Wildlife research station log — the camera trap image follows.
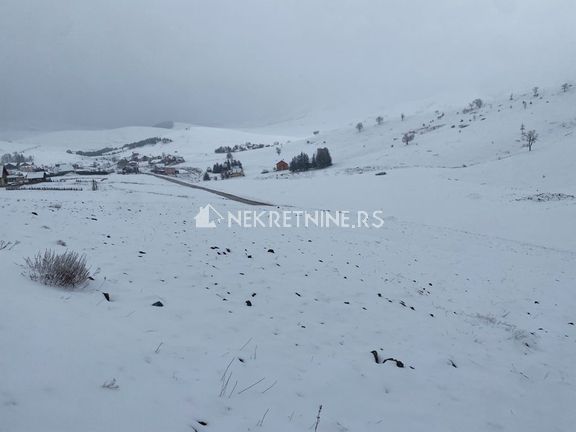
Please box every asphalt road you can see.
[147,173,273,206]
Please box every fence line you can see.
[5,186,83,191]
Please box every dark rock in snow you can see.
[152,301,164,307]
[103,292,111,302]
[382,358,405,368]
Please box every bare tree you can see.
[402,132,415,146]
[401,113,405,121]
[523,130,538,151]
[376,116,384,125]
[532,86,539,97]
[356,122,364,133]
[561,83,571,93]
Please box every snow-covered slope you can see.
[6,85,575,177]
[1,124,295,165]
[1,84,575,431]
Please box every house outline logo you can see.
[194,204,225,228]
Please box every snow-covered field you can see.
[1,85,576,431]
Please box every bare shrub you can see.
[25,249,90,288]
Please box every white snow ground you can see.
[1,85,576,431]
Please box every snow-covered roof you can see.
[26,171,46,179]
[55,164,74,172]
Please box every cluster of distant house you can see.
[0,151,187,187]
[0,161,118,187]
[1,162,50,187]
[116,152,185,175]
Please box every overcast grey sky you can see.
[1,0,575,129]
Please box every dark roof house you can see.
[1,165,8,186]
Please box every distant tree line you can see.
[123,137,171,150]
[74,137,172,157]
[1,152,33,164]
[214,142,271,154]
[75,147,117,157]
[289,148,332,172]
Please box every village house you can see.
[54,163,75,175]
[0,165,8,186]
[276,160,289,171]
[26,171,48,184]
[18,162,35,172]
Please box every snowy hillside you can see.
[6,84,576,177]
[1,124,295,165]
[1,84,575,432]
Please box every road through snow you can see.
[147,173,273,206]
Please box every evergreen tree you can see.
[315,148,332,169]
[290,152,311,172]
